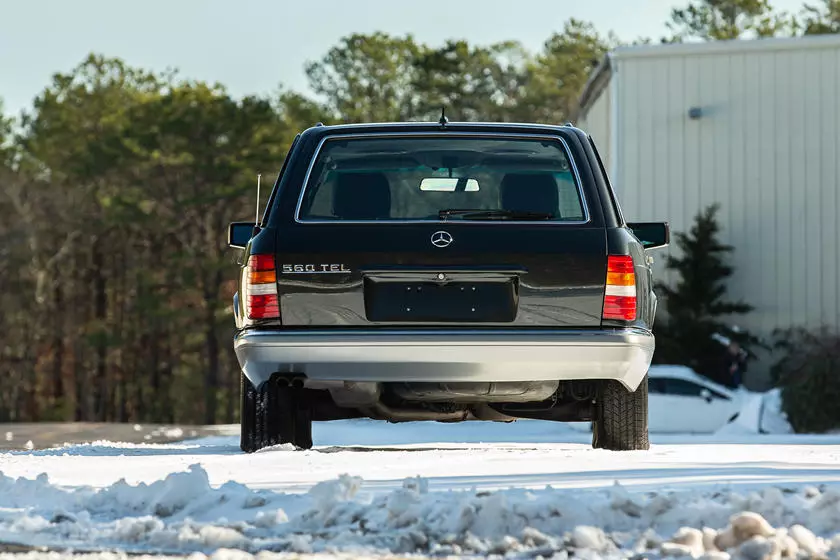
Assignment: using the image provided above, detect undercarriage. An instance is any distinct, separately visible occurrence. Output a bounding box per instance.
[269,374,598,424]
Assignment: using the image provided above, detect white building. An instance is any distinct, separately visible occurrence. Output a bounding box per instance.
[576,34,840,384]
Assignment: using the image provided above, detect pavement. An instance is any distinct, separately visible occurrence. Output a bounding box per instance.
[0,422,230,451]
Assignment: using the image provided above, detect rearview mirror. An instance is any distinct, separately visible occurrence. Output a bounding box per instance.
[700,388,713,403]
[420,177,480,192]
[627,221,669,249]
[228,222,257,249]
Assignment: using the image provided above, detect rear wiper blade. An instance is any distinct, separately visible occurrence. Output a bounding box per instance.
[438,209,554,220]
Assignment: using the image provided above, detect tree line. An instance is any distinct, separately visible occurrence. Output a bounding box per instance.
[0,0,837,425]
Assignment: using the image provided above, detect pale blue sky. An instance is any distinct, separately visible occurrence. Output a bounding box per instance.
[1,0,804,116]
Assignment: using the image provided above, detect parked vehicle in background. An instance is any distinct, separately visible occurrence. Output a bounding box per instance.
[566,365,792,436]
[647,366,742,433]
[227,120,669,453]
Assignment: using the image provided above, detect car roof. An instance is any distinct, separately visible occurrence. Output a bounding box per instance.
[648,365,735,395]
[300,121,583,138]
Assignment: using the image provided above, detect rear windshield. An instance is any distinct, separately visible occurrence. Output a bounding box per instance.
[296,135,587,223]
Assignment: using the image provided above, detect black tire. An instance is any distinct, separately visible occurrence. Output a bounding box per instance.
[240,373,259,452]
[240,374,313,452]
[592,375,650,451]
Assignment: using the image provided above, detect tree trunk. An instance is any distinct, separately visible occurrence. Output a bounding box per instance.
[134,332,147,422]
[161,334,174,423]
[203,291,220,425]
[225,350,236,423]
[92,240,108,421]
[52,282,64,403]
[149,332,160,423]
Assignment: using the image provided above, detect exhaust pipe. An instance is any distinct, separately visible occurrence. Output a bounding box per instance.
[272,375,305,389]
[471,403,516,422]
[363,401,470,422]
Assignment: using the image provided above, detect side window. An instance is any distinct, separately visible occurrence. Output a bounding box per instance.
[661,379,705,397]
[260,134,301,226]
[703,386,731,401]
[587,135,624,225]
[555,172,585,221]
[655,378,730,400]
[648,377,666,394]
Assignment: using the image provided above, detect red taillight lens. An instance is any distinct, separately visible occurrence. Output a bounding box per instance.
[606,255,634,274]
[247,294,280,319]
[603,295,637,321]
[603,255,637,321]
[249,254,275,272]
[246,254,279,320]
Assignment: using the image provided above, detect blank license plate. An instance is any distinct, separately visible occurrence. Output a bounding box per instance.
[364,279,517,322]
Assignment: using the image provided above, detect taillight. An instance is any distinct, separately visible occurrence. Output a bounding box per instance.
[603,255,637,321]
[246,254,279,319]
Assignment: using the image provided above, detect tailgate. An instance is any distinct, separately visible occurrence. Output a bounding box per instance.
[276,224,606,327]
[274,132,606,327]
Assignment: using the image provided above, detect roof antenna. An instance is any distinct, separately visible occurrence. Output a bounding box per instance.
[438,106,448,127]
[254,173,262,229]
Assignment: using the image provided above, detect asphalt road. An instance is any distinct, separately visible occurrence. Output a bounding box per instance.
[0,422,230,451]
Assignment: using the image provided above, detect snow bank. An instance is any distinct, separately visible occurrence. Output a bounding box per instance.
[2,464,840,558]
[715,392,765,436]
[17,441,204,457]
[759,388,794,435]
[714,388,794,437]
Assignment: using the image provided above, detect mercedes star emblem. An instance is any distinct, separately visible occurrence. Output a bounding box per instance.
[431,230,453,248]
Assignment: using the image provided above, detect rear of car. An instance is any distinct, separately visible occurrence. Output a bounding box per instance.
[228,122,668,452]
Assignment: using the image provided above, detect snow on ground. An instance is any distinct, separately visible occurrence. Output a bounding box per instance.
[2,416,840,559]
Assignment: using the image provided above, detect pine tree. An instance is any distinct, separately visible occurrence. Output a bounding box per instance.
[653,204,760,380]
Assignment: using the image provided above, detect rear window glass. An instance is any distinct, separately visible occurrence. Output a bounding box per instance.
[297,135,586,222]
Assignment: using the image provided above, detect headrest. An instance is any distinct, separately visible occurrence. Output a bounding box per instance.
[500,173,560,217]
[332,172,391,220]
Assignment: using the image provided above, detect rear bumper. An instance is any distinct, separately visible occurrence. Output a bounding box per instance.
[234,328,655,392]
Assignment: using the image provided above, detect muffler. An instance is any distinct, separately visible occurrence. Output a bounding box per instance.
[390,381,559,403]
[362,400,470,422]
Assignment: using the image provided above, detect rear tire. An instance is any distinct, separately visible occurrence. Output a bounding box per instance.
[240,374,313,452]
[592,375,650,451]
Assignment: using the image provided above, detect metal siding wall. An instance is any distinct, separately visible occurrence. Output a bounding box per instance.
[617,59,639,213]
[578,85,612,171]
[613,44,840,381]
[822,50,839,328]
[663,57,685,289]
[743,53,763,332]
[757,53,778,335]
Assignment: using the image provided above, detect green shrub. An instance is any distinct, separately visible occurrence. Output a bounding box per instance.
[772,327,840,433]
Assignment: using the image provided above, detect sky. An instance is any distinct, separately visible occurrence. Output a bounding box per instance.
[0,0,806,117]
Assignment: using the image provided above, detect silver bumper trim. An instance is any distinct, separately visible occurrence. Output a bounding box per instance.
[234,329,654,392]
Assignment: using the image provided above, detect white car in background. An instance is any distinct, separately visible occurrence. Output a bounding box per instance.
[568,365,786,435]
[647,366,744,433]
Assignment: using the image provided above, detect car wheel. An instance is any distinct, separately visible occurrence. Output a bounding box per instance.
[592,375,650,451]
[240,374,313,452]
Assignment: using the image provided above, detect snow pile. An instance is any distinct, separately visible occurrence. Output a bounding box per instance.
[715,392,765,436]
[17,440,209,457]
[146,427,185,441]
[759,388,795,435]
[2,464,840,558]
[0,553,391,560]
[715,389,794,436]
